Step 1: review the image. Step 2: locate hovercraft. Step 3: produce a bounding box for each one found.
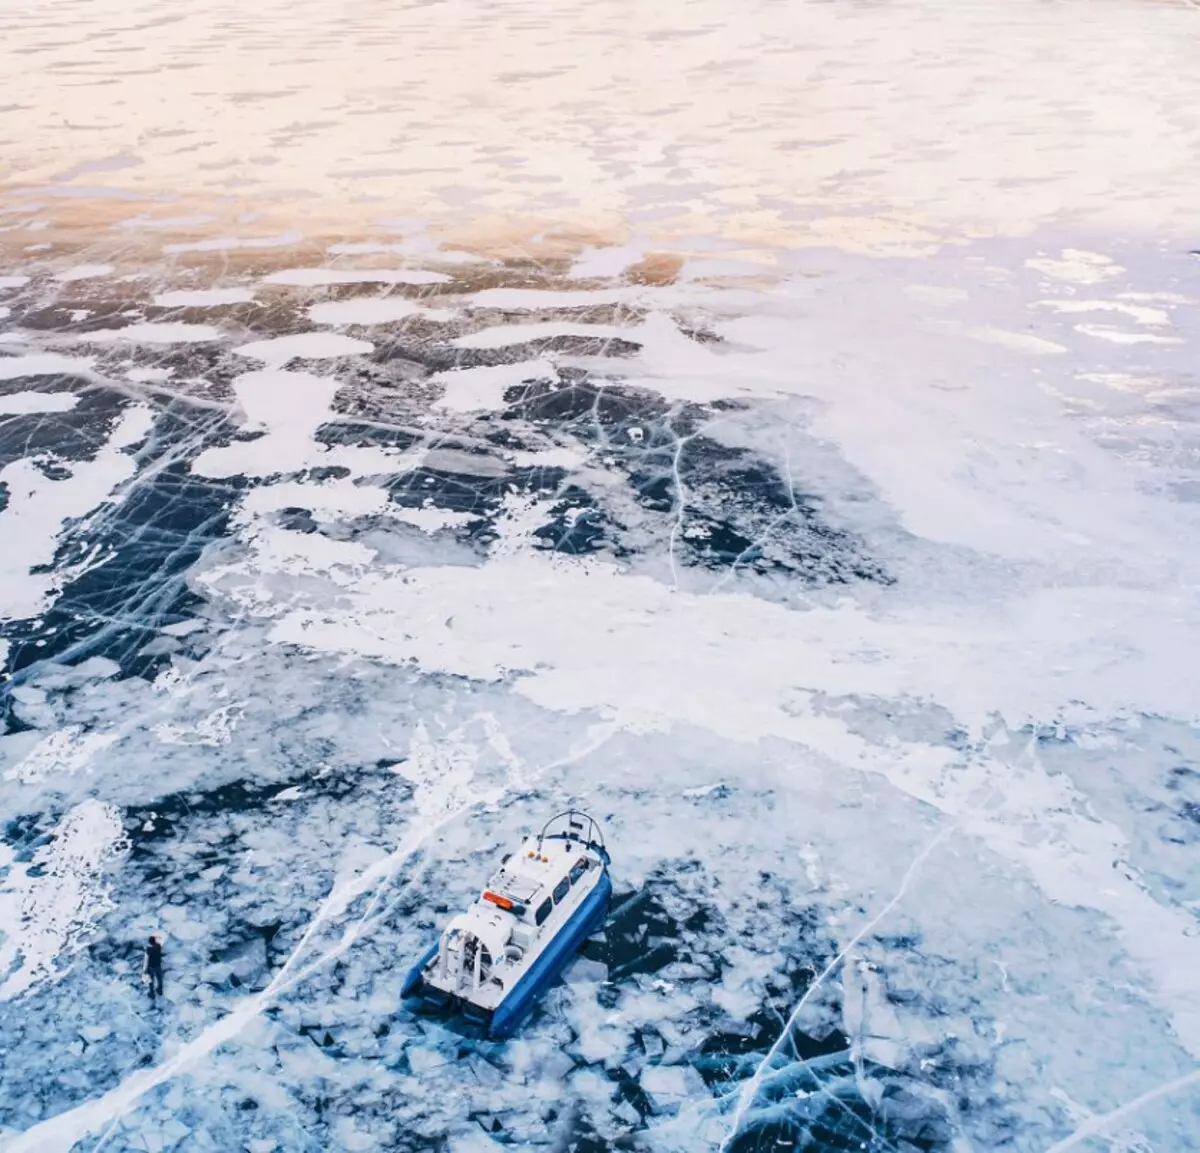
[401,811,611,1039]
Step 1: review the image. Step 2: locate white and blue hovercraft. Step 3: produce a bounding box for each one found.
[401,811,611,1039]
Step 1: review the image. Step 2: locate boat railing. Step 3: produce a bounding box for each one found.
[536,809,606,859]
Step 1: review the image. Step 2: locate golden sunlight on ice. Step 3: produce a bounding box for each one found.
[2,0,1199,261]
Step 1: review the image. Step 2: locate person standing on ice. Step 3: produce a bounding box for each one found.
[144,935,164,1002]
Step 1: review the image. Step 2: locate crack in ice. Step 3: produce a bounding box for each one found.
[708,443,802,594]
[718,819,960,1151]
[663,419,700,591]
[1041,1067,1200,1152]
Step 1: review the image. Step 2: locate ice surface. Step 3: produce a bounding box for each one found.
[4,246,1195,1148]
[3,0,1200,1150]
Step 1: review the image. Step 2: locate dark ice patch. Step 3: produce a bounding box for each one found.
[0,381,126,475]
[385,462,593,553]
[647,436,893,585]
[15,302,141,335]
[501,373,669,427]
[531,487,620,556]
[386,464,520,521]
[0,405,241,697]
[559,867,964,1150]
[314,421,419,452]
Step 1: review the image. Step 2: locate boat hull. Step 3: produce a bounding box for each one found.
[490,867,611,1038]
[400,941,438,999]
[402,869,612,1040]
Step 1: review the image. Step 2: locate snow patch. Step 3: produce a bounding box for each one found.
[0,391,79,415]
[125,366,174,383]
[307,297,454,326]
[904,284,970,307]
[153,288,256,307]
[1074,325,1184,346]
[0,353,95,381]
[54,265,114,283]
[1037,299,1171,327]
[233,332,373,365]
[431,359,556,412]
[264,267,449,287]
[164,231,303,254]
[0,405,153,620]
[85,323,220,345]
[467,287,639,310]
[153,703,244,747]
[568,243,648,280]
[967,326,1067,356]
[1025,249,1124,285]
[0,799,129,1000]
[392,504,479,533]
[3,726,119,784]
[192,370,339,479]
[452,321,635,351]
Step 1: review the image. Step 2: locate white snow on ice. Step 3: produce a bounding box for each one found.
[53,265,114,283]
[0,392,78,416]
[0,354,95,381]
[4,726,119,785]
[307,297,455,326]
[152,288,256,307]
[431,360,557,412]
[0,799,128,1001]
[84,323,221,345]
[233,332,373,365]
[0,405,153,620]
[164,232,303,254]
[264,268,450,287]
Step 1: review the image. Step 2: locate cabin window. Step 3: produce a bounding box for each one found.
[552,878,570,904]
[534,897,554,926]
[568,857,591,885]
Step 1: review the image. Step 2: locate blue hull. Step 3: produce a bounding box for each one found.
[401,869,612,1040]
[490,869,611,1039]
[400,940,439,998]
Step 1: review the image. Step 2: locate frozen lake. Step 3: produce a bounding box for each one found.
[1,0,1199,1149]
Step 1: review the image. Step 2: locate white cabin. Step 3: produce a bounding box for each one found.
[421,831,605,1010]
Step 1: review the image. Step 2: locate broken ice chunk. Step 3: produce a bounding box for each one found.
[564,957,609,984]
[639,1064,705,1115]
